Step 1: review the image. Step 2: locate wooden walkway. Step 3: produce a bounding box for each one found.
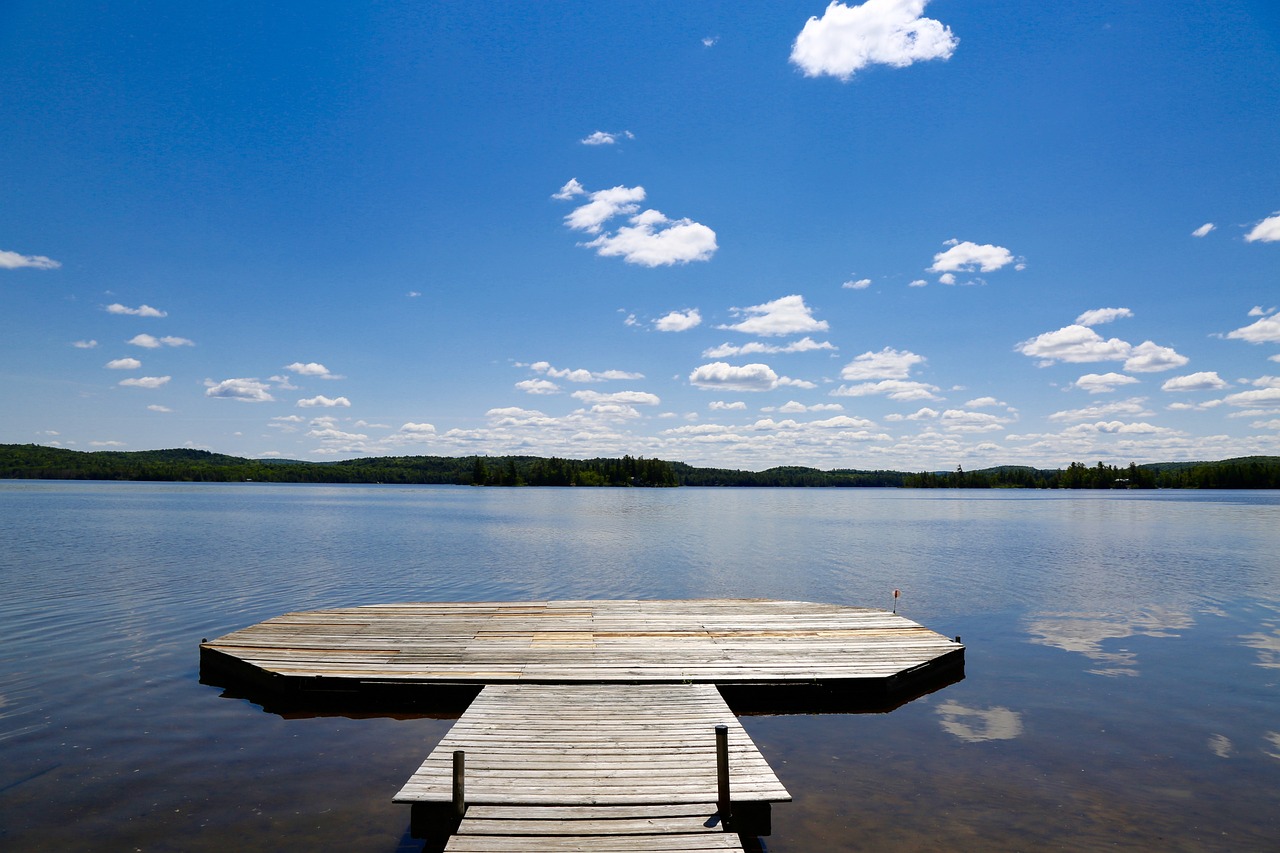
[202,600,964,849]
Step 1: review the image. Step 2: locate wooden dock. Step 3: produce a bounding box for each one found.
[201,599,964,849]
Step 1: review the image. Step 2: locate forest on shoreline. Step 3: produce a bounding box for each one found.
[3,444,1279,489]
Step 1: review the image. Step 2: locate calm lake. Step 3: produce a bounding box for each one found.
[2,481,1278,851]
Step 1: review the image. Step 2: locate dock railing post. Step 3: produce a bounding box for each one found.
[715,723,732,828]
[452,750,466,821]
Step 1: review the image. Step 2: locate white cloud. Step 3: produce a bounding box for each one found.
[1075,307,1133,327]
[937,272,956,285]
[884,407,939,421]
[127,334,193,349]
[297,395,351,408]
[1123,341,1189,373]
[516,378,560,395]
[1224,384,1280,408]
[551,178,586,201]
[1191,223,1215,238]
[398,422,436,436]
[719,295,829,337]
[964,397,1005,409]
[72,340,98,349]
[929,240,1017,274]
[1016,324,1133,365]
[581,130,634,146]
[840,347,925,381]
[709,401,747,411]
[562,184,645,233]
[766,401,844,414]
[843,278,871,290]
[204,378,275,402]
[0,249,61,270]
[777,376,818,389]
[1244,212,1280,243]
[529,361,644,382]
[1048,397,1152,422]
[571,390,661,406]
[119,375,171,389]
[908,279,928,287]
[147,404,172,413]
[286,362,343,379]
[105,358,142,370]
[702,336,835,358]
[106,303,167,317]
[655,309,702,332]
[1073,372,1140,394]
[702,35,719,47]
[583,208,718,267]
[790,0,958,81]
[1162,372,1228,392]
[307,427,368,442]
[831,379,942,401]
[1248,306,1276,317]
[940,409,1011,432]
[90,440,126,447]
[689,362,780,392]
[1227,314,1280,344]
[556,181,719,267]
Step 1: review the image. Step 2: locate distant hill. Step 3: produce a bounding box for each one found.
[2,444,1278,488]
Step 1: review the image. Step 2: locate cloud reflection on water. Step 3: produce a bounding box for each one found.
[1024,607,1194,676]
[935,701,1024,743]
[1239,622,1280,669]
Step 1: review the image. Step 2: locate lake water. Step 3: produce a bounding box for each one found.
[1,481,1278,851]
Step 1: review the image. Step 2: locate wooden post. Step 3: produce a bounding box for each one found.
[452,750,466,820]
[715,723,731,827]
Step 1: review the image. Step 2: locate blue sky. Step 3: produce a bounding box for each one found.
[4,0,1279,470]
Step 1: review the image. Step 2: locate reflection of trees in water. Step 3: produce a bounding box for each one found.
[1023,607,1194,676]
[935,701,1023,742]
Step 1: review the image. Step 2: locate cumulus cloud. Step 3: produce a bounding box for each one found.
[929,239,1018,274]
[557,181,717,267]
[790,0,958,81]
[107,303,167,317]
[843,278,871,290]
[1076,307,1133,327]
[1248,306,1276,317]
[127,334,193,349]
[105,357,142,370]
[583,209,718,267]
[884,407,939,421]
[908,279,928,287]
[1161,371,1228,392]
[1244,212,1280,243]
[1048,397,1152,422]
[1227,314,1280,344]
[719,295,829,337]
[297,395,351,408]
[964,397,1005,409]
[571,390,661,406]
[1073,372,1140,394]
[581,130,634,146]
[702,336,835,358]
[1124,341,1189,373]
[709,401,747,411]
[204,378,275,402]
[831,379,942,401]
[1016,324,1186,371]
[516,378,560,395]
[655,309,702,332]
[72,340,98,349]
[286,362,343,380]
[689,362,781,392]
[1191,223,1216,238]
[840,347,925,381]
[765,401,844,414]
[119,375,170,389]
[1,249,61,270]
[1224,377,1280,408]
[529,361,643,382]
[147,404,172,413]
[939,409,1011,432]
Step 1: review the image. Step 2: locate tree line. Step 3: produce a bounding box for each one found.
[2,444,1278,489]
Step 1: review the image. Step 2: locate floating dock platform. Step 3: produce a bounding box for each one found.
[201,599,964,849]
